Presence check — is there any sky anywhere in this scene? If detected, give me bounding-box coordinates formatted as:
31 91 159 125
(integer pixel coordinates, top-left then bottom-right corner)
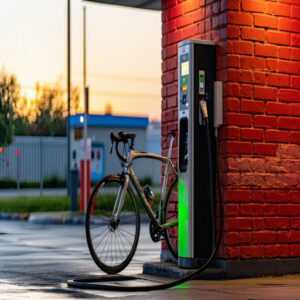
0 0 162 120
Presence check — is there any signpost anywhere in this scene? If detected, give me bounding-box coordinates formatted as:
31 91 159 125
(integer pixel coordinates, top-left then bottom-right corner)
80 138 91 212
82 6 89 213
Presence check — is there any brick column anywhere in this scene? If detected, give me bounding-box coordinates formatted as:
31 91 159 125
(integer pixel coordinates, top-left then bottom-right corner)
161 0 300 276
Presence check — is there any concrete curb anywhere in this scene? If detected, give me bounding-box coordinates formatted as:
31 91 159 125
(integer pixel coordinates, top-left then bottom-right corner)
0 212 150 225
143 261 226 280
0 213 30 221
28 213 86 225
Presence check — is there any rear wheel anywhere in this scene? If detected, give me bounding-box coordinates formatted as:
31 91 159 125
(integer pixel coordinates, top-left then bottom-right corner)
86 175 140 274
163 177 178 260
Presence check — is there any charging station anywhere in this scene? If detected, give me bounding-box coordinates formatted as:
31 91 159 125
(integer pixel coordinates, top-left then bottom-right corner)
178 40 220 268
68 39 223 291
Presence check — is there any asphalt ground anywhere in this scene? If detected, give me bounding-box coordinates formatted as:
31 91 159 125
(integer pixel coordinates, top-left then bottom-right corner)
1 220 300 299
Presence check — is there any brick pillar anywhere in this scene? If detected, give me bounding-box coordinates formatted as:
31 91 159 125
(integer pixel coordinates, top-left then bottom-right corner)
161 0 300 276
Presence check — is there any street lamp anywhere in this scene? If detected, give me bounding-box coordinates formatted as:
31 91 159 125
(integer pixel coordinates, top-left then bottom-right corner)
67 0 71 196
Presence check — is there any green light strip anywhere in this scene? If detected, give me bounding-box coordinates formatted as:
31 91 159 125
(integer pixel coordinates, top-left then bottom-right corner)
178 176 189 258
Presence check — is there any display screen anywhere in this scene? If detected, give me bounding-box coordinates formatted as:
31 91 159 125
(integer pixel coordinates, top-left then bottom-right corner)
181 61 189 76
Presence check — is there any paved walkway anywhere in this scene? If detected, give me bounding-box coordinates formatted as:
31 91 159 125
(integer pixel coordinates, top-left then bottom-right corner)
1 220 300 299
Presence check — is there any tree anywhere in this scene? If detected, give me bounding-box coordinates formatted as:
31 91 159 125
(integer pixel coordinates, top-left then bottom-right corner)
71 85 80 115
32 81 66 136
0 69 19 146
104 102 113 115
0 71 81 138
14 95 31 136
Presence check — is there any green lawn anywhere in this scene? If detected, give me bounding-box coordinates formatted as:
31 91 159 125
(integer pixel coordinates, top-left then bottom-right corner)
0 193 162 214
0 196 73 213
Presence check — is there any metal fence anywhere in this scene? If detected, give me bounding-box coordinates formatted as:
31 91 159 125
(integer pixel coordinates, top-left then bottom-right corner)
0 136 67 188
0 132 162 191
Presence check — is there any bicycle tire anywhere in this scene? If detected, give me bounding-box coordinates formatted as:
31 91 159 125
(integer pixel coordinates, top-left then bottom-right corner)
86 174 140 274
163 177 178 260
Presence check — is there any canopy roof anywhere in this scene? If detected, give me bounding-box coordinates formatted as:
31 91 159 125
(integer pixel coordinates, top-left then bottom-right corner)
84 0 161 10
70 114 149 128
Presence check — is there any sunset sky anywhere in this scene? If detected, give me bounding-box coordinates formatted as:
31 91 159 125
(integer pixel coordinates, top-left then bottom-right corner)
0 0 162 120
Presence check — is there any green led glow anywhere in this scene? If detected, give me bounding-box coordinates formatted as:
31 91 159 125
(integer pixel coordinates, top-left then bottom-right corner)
178 176 189 258
199 75 204 82
182 77 187 83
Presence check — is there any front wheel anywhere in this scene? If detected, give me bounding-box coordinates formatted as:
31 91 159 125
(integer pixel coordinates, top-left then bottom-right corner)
86 175 140 274
163 177 178 260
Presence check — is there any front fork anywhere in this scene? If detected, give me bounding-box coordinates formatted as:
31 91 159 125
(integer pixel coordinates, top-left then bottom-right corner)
112 150 132 223
112 174 130 224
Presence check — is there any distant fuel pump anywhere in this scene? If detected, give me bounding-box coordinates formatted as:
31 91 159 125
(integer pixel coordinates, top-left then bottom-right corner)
178 40 223 268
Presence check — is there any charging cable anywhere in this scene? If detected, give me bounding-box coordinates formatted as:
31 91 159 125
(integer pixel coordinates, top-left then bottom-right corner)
69 98 223 292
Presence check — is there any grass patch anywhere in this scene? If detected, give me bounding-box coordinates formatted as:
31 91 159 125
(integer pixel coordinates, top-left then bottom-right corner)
0 176 67 189
0 196 75 213
0 192 162 214
43 175 67 188
20 181 40 188
0 178 17 189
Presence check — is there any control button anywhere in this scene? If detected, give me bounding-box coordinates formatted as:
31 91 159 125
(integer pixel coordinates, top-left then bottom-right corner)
182 95 187 104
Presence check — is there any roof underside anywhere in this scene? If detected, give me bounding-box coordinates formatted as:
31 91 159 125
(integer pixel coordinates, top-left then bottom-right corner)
70 114 149 128
84 0 161 11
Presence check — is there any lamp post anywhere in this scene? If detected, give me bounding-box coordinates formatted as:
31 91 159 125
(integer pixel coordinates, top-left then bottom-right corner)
67 0 71 196
83 6 88 213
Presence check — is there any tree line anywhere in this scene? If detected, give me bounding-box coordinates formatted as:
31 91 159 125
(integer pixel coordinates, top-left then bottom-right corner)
0 68 80 147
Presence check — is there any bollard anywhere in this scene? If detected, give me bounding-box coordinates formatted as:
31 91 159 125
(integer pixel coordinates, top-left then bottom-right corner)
70 169 79 211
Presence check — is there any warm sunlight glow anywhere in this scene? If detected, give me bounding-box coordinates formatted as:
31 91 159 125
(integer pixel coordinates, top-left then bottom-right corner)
0 0 161 121
20 88 36 105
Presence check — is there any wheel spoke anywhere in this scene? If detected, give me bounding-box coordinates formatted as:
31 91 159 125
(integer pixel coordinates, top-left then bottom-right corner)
117 229 128 257
93 227 109 250
103 232 112 263
86 176 139 272
91 227 108 242
114 232 118 264
118 227 133 247
116 230 124 262
118 226 135 237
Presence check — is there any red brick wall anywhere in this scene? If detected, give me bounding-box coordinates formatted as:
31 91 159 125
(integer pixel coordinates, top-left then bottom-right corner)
161 0 300 260
161 0 227 253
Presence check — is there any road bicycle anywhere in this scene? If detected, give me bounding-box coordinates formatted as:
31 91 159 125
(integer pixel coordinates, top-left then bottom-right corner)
85 131 178 274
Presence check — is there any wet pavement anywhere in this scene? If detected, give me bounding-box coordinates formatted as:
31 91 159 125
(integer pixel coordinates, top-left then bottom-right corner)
1 220 300 299
0 220 161 299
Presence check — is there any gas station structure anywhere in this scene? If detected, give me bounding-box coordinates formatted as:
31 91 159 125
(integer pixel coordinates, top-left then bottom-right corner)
82 0 300 278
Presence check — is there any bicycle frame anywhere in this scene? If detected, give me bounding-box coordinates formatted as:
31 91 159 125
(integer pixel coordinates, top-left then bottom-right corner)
112 136 178 231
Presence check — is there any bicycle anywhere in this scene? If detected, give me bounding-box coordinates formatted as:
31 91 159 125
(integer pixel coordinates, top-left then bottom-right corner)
85 130 178 274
